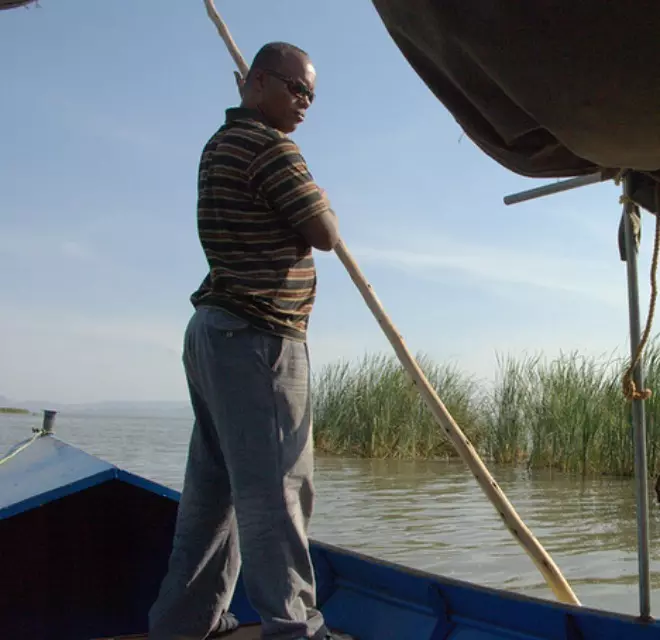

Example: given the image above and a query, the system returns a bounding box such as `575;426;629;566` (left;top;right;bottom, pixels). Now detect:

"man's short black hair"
247;42;309;80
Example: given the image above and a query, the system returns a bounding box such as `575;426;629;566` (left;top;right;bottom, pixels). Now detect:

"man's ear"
234;71;245;98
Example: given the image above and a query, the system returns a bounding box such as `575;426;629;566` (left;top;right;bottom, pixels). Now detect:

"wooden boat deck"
93;625;262;640
94;624;353;639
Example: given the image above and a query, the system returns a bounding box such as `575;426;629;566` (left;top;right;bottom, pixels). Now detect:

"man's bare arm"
296;188;339;251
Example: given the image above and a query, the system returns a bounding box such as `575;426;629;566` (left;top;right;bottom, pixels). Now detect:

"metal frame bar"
503;173;603;205
501;172;653;620
622;173;652;620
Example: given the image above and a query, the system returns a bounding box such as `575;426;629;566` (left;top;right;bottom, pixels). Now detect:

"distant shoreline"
0;407;31;415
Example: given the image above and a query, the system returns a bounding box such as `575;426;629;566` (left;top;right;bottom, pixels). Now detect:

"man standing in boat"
147;42;340;640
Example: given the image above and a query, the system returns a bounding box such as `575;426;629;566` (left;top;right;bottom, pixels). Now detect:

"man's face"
255;53;316;133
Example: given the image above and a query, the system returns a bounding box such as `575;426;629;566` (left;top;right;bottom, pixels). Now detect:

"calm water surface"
3;412;660;617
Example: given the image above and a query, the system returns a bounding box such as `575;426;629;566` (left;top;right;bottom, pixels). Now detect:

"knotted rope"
618;179;660;401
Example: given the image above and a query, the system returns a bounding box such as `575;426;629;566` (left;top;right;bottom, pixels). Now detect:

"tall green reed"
311;342;660;477
312;353;483;459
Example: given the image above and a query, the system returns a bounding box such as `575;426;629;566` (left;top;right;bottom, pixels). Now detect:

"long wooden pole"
202;0;581;607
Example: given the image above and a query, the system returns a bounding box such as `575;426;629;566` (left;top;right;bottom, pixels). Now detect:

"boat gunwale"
2;433;659;634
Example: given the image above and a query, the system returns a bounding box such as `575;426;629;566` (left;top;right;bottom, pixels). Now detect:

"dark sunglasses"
263;69;315;104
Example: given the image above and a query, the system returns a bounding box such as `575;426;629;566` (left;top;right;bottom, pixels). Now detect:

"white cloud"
0;307;187;404
348;236;630;308
308;329;390;370
0;222;651;404
50;95;161;150
0;306;183;354
59;240;93;261
0;229;96;263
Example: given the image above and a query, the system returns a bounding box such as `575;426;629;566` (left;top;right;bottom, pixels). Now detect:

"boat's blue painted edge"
313;540;660;638
0;467;117;520
0;435;180;520
92;460;652;631
0;434;119;516
4;434;660;634
97;462;639;626
116;468;181;501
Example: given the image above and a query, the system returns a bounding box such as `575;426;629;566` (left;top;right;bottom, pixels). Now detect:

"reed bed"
312;343;660;477
312;353;484;459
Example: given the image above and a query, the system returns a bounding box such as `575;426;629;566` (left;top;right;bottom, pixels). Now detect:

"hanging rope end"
622;375;652;401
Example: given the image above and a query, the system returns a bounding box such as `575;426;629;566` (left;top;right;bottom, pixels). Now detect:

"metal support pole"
622;172;652;620
42;409;57;434
503;173;603;205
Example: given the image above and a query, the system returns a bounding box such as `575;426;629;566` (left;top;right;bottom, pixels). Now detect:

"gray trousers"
148;306;327;640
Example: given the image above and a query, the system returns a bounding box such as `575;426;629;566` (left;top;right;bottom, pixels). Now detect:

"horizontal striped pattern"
190;108;329;341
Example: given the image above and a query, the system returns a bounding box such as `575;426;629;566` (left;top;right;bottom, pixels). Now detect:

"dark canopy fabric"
0;0;36;9
371;0;660;179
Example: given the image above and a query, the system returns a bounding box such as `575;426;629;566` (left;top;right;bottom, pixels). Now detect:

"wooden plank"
92;624;354;639
92;624;261;640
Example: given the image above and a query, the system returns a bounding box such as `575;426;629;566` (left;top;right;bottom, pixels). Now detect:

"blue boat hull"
1;434;659;639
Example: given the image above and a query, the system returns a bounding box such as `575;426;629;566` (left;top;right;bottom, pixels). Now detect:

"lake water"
3;411;660;617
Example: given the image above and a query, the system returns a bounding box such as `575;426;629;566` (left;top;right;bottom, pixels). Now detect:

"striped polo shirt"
190;107;331;342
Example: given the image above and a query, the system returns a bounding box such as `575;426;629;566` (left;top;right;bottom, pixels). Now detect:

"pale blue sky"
0;1;651;403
